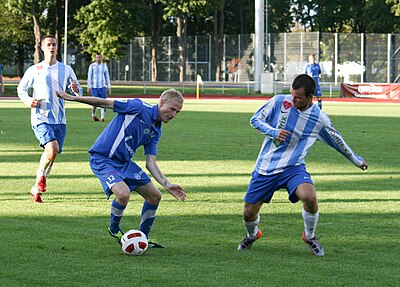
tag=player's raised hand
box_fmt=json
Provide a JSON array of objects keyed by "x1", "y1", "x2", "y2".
[{"x1": 165, "y1": 183, "x2": 186, "y2": 201}]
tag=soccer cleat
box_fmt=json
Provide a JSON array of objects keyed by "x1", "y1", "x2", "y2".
[
  {"x1": 108, "y1": 227, "x2": 124, "y2": 244},
  {"x1": 302, "y1": 231, "x2": 324, "y2": 257},
  {"x1": 36, "y1": 175, "x2": 46, "y2": 192},
  {"x1": 92, "y1": 116, "x2": 100, "y2": 121},
  {"x1": 100, "y1": 118, "x2": 105, "y2": 122},
  {"x1": 30, "y1": 186, "x2": 43, "y2": 204},
  {"x1": 237, "y1": 229, "x2": 262, "y2": 250},
  {"x1": 148, "y1": 240, "x2": 165, "y2": 248}
]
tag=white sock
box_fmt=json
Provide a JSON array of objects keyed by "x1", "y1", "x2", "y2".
[
  {"x1": 92, "y1": 107, "x2": 97, "y2": 117},
  {"x1": 244, "y1": 214, "x2": 260, "y2": 238},
  {"x1": 302, "y1": 207, "x2": 319, "y2": 239},
  {"x1": 101, "y1": 108, "x2": 106, "y2": 119},
  {"x1": 37, "y1": 152, "x2": 53, "y2": 181},
  {"x1": 45, "y1": 161, "x2": 54, "y2": 178}
]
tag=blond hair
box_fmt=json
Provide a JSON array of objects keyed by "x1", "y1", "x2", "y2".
[{"x1": 159, "y1": 88, "x2": 184, "y2": 103}]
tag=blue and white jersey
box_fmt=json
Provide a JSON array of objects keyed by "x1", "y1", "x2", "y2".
[
  {"x1": 17, "y1": 61, "x2": 82, "y2": 126},
  {"x1": 87, "y1": 62, "x2": 111, "y2": 89},
  {"x1": 251, "y1": 95, "x2": 364, "y2": 175},
  {"x1": 88, "y1": 99, "x2": 162, "y2": 163},
  {"x1": 304, "y1": 63, "x2": 321, "y2": 86}
]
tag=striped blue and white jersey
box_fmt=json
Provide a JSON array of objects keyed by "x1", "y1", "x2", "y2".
[
  {"x1": 17, "y1": 61, "x2": 82, "y2": 126},
  {"x1": 304, "y1": 63, "x2": 321, "y2": 86},
  {"x1": 251, "y1": 95, "x2": 364, "y2": 175},
  {"x1": 87, "y1": 62, "x2": 111, "y2": 89},
  {"x1": 88, "y1": 99, "x2": 161, "y2": 163}
]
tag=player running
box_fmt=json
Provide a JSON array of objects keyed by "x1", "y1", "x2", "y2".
[
  {"x1": 304, "y1": 53, "x2": 323, "y2": 109},
  {"x1": 56, "y1": 89, "x2": 186, "y2": 248},
  {"x1": 238, "y1": 74, "x2": 368, "y2": 256},
  {"x1": 17, "y1": 34, "x2": 82, "y2": 203}
]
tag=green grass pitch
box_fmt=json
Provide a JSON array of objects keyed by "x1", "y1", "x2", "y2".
[{"x1": 0, "y1": 99, "x2": 399, "y2": 286}]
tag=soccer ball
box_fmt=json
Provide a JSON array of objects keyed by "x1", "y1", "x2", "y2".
[{"x1": 121, "y1": 230, "x2": 148, "y2": 256}]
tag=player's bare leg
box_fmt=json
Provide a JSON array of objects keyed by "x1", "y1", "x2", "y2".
[
  {"x1": 238, "y1": 201, "x2": 263, "y2": 250},
  {"x1": 31, "y1": 140, "x2": 58, "y2": 203}
]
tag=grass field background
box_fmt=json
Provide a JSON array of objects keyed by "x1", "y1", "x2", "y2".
[{"x1": 0, "y1": 99, "x2": 399, "y2": 286}]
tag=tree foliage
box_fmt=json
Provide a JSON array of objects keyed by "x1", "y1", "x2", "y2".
[
  {"x1": 1, "y1": 0, "x2": 400, "y2": 79},
  {"x1": 75, "y1": 0, "x2": 147, "y2": 60},
  {"x1": 293, "y1": 0, "x2": 400, "y2": 33}
]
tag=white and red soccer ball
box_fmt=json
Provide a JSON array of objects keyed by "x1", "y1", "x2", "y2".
[{"x1": 120, "y1": 230, "x2": 148, "y2": 256}]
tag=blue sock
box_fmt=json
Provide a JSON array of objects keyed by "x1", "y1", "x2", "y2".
[
  {"x1": 140, "y1": 201, "x2": 158, "y2": 238},
  {"x1": 110, "y1": 199, "x2": 126, "y2": 234},
  {"x1": 318, "y1": 98, "x2": 322, "y2": 109}
]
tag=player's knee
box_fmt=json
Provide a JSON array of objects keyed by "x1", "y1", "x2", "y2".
[
  {"x1": 303, "y1": 196, "x2": 318, "y2": 213},
  {"x1": 47, "y1": 149, "x2": 58, "y2": 160},
  {"x1": 147, "y1": 190, "x2": 162, "y2": 205},
  {"x1": 243, "y1": 204, "x2": 259, "y2": 221},
  {"x1": 117, "y1": 190, "x2": 130, "y2": 204}
]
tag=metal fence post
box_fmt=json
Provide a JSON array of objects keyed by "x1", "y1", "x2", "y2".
[
  {"x1": 335, "y1": 33, "x2": 338, "y2": 85},
  {"x1": 388, "y1": 33, "x2": 391, "y2": 83},
  {"x1": 361, "y1": 33, "x2": 364, "y2": 83}
]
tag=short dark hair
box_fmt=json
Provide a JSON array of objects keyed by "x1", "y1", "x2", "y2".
[
  {"x1": 41, "y1": 34, "x2": 56, "y2": 44},
  {"x1": 292, "y1": 74, "x2": 316, "y2": 97}
]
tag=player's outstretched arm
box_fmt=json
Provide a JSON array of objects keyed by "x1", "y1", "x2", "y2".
[
  {"x1": 56, "y1": 91, "x2": 114, "y2": 109},
  {"x1": 145, "y1": 154, "x2": 186, "y2": 201}
]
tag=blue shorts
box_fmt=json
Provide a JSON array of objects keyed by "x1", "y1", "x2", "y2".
[
  {"x1": 244, "y1": 164, "x2": 313, "y2": 204},
  {"x1": 314, "y1": 85, "x2": 322, "y2": 97},
  {"x1": 89, "y1": 153, "x2": 151, "y2": 199},
  {"x1": 91, "y1": 87, "x2": 107, "y2": 99},
  {"x1": 32, "y1": 123, "x2": 66, "y2": 153}
]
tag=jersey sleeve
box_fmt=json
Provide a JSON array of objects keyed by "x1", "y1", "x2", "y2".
[
  {"x1": 113, "y1": 99, "x2": 144, "y2": 115},
  {"x1": 318, "y1": 115, "x2": 364, "y2": 167},
  {"x1": 104, "y1": 64, "x2": 111, "y2": 88},
  {"x1": 250, "y1": 97, "x2": 279, "y2": 139},
  {"x1": 87, "y1": 64, "x2": 93, "y2": 89},
  {"x1": 143, "y1": 137, "x2": 160, "y2": 156},
  {"x1": 17, "y1": 66, "x2": 35, "y2": 107}
]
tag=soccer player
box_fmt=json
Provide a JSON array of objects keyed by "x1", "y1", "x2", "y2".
[
  {"x1": 17, "y1": 34, "x2": 83, "y2": 204},
  {"x1": 56, "y1": 88, "x2": 186, "y2": 248},
  {"x1": 237, "y1": 74, "x2": 368, "y2": 256},
  {"x1": 304, "y1": 53, "x2": 323, "y2": 109},
  {"x1": 87, "y1": 53, "x2": 111, "y2": 122}
]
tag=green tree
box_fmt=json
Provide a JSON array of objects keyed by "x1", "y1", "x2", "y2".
[
  {"x1": 75, "y1": 0, "x2": 146, "y2": 60},
  {"x1": 294, "y1": 0, "x2": 400, "y2": 33},
  {"x1": 159, "y1": 0, "x2": 207, "y2": 82},
  {"x1": 6, "y1": 0, "x2": 55, "y2": 63},
  {"x1": 149, "y1": 0, "x2": 163, "y2": 82},
  {"x1": 0, "y1": 1, "x2": 34, "y2": 76}
]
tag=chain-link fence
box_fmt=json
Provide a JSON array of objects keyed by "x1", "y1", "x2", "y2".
[{"x1": 6, "y1": 32, "x2": 400, "y2": 86}]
